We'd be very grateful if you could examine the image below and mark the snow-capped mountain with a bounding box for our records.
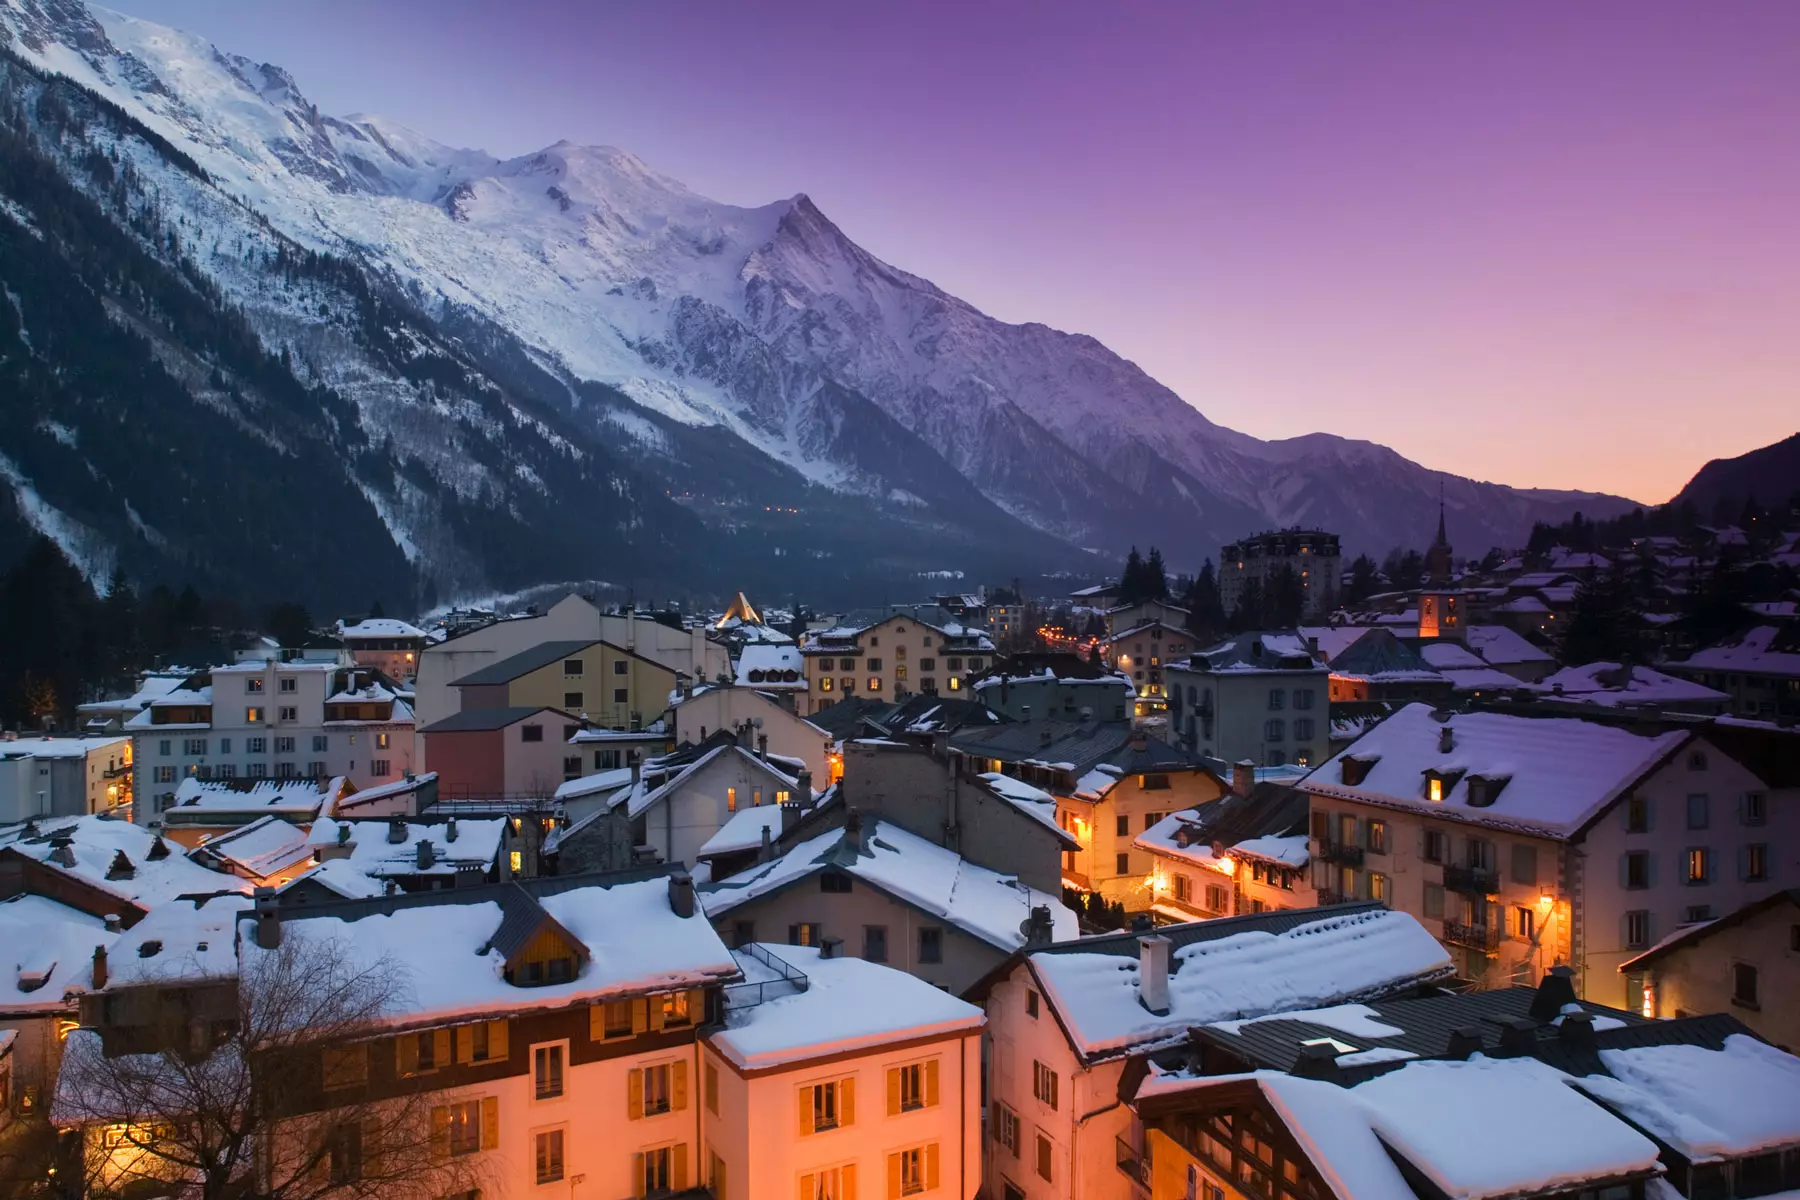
[0,0,1634,607]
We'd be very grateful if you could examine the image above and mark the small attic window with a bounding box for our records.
[1423,769,1465,803]
[1341,755,1378,787]
[1466,775,1510,808]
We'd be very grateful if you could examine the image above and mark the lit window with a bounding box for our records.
[1429,778,1443,803]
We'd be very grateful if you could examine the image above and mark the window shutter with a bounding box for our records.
[480,1096,498,1150]
[841,1076,856,1126]
[454,1026,472,1065]
[628,1067,644,1120]
[925,1142,940,1191]
[799,1173,816,1200]
[887,1152,903,1200]
[361,1117,384,1180]
[397,1035,419,1075]
[672,1060,689,1111]
[887,1067,902,1116]
[433,1029,451,1067]
[649,996,667,1033]
[673,1143,689,1191]
[1646,854,1657,888]
[924,1059,939,1108]
[706,1061,719,1114]
[1512,844,1537,887]
[632,997,650,1034]
[1644,798,1655,831]
[798,1085,815,1136]
[1051,1070,1059,1111]
[843,1161,858,1200]
[633,1152,647,1200]
[688,987,706,1021]
[590,1004,606,1041]
[429,1105,448,1159]
[488,1020,508,1060]
[1618,854,1630,889]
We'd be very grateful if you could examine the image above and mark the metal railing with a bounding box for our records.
[1443,864,1499,895]
[1318,840,1364,867]
[1441,921,1501,952]
[1116,1136,1149,1189]
[724,943,811,1007]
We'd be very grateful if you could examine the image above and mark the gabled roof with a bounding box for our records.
[1618,889,1800,972]
[699,817,1077,953]
[1301,704,1690,838]
[450,639,670,687]
[419,705,577,733]
[188,815,314,879]
[1329,630,1444,682]
[1180,631,1323,674]
[485,883,592,970]
[949,720,1194,777]
[1011,904,1452,1062]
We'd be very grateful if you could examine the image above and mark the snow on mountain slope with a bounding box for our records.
[0,0,1636,572]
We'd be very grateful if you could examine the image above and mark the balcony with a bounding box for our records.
[1441,921,1501,952]
[1116,1136,1149,1190]
[1443,864,1499,895]
[1318,840,1364,867]
[1315,888,1354,905]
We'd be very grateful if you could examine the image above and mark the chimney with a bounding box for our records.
[253,886,281,949]
[1130,731,1147,752]
[1038,727,1053,747]
[1291,1042,1340,1080]
[337,823,351,845]
[447,816,459,843]
[757,733,768,761]
[1559,1011,1597,1047]
[1137,935,1171,1015]
[819,936,843,960]
[1022,705,1031,721]
[1232,760,1255,798]
[1021,905,1054,949]
[387,817,407,844]
[760,823,775,862]
[668,871,696,918]
[48,836,76,868]
[417,838,435,869]
[779,800,801,839]
[1528,965,1580,1023]
[844,807,863,841]
[1495,1016,1538,1056]
[103,914,122,933]
[92,944,108,990]
[1445,1026,1484,1060]
[1438,725,1454,754]
[794,768,812,805]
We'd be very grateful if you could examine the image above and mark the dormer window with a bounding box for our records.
[1340,755,1379,787]
[1422,769,1465,802]
[1466,775,1510,808]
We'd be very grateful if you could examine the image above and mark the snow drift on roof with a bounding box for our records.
[1580,1034,1800,1160]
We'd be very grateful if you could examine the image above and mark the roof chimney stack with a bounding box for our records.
[1445,1026,1484,1060]
[91,944,108,990]
[253,886,281,949]
[1496,1015,1538,1056]
[1291,1042,1340,1080]
[1558,1011,1597,1047]
[1232,759,1255,798]
[1021,905,1054,949]
[794,768,812,805]
[668,871,695,918]
[819,936,843,960]
[1528,965,1579,1023]
[387,817,407,844]
[1438,725,1454,754]
[1137,935,1171,1015]
[416,838,435,869]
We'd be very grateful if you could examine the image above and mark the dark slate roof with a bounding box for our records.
[869,694,1006,735]
[485,883,591,965]
[804,698,893,741]
[974,652,1111,683]
[1328,629,1443,679]
[1175,784,1309,848]
[950,720,1194,775]
[419,705,575,733]
[1036,901,1384,962]
[1180,631,1323,674]
[450,641,609,687]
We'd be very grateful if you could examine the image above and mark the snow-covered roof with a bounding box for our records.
[1074,763,1124,800]
[701,818,1077,952]
[1534,662,1730,708]
[1230,834,1311,867]
[338,617,426,639]
[243,874,738,1027]
[1,815,249,907]
[1461,625,1554,665]
[0,893,110,1011]
[1352,1056,1660,1199]
[103,894,244,990]
[1495,595,1551,614]
[333,772,437,814]
[1028,906,1451,1059]
[1670,626,1800,679]
[124,685,212,728]
[1136,811,1234,872]
[166,776,338,819]
[76,672,192,716]
[612,743,800,820]
[1302,704,1686,837]
[306,816,505,879]
[190,815,314,878]
[277,857,386,900]
[1296,625,1375,663]
[1419,642,1486,670]
[1440,666,1531,693]
[734,644,806,689]
[1551,551,1614,571]
[553,766,636,801]
[710,945,983,1070]
[0,735,130,760]
[696,805,784,859]
[1577,1034,1800,1161]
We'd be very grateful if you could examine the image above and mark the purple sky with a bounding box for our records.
[112,0,1800,503]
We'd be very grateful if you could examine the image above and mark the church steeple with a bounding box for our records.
[1425,483,1453,586]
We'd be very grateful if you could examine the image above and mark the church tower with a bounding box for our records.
[1419,488,1460,639]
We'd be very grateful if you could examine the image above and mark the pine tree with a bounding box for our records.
[1345,555,1379,605]
[1185,559,1227,641]
[1144,547,1170,601]
[1119,546,1147,606]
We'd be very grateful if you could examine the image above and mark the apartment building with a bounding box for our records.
[798,615,994,717]
[1665,624,1800,721]
[1164,633,1330,769]
[0,735,131,823]
[1620,888,1800,1048]
[968,905,1449,1200]
[449,638,679,733]
[128,663,416,823]
[701,941,983,1200]
[337,617,428,683]
[1135,764,1315,922]
[1102,621,1196,715]
[1219,529,1341,621]
[1300,704,1796,1006]
[948,723,1224,906]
